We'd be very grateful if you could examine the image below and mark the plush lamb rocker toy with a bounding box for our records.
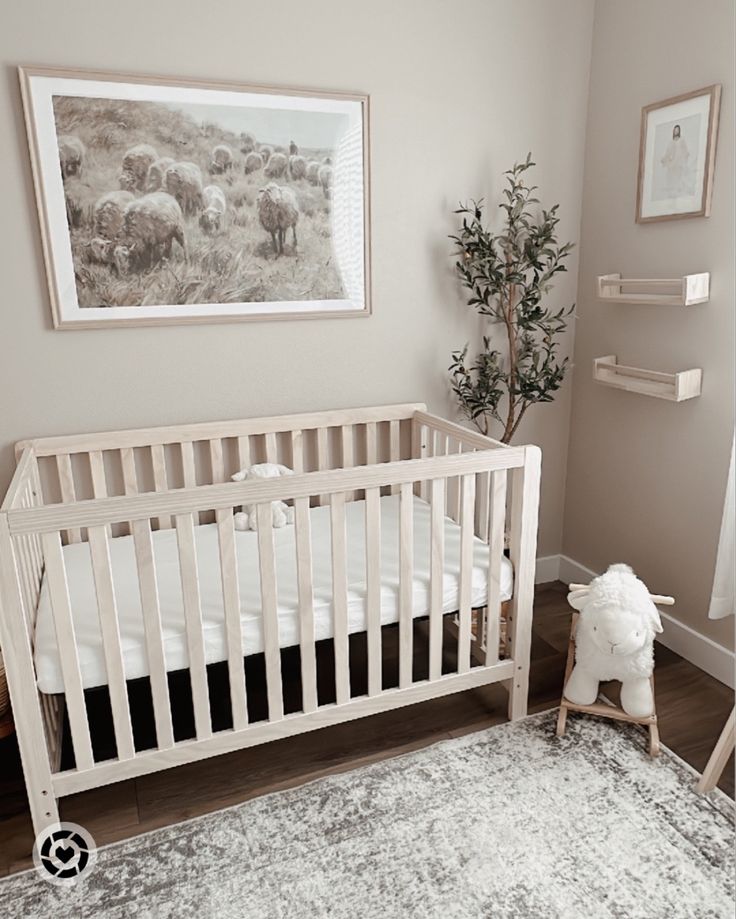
[231,462,295,531]
[564,564,674,718]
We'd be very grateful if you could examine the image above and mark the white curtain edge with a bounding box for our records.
[708,433,735,620]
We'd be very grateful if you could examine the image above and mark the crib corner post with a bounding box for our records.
[506,444,541,722]
[0,514,60,841]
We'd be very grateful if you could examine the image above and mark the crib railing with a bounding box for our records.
[0,405,540,837]
[18,403,419,542]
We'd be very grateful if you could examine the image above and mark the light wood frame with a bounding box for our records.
[19,65,371,328]
[593,355,702,402]
[597,273,710,307]
[0,404,541,839]
[636,84,722,224]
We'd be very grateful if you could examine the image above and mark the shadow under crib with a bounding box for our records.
[56,611,501,769]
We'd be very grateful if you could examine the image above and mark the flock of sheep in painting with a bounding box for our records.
[59,132,333,277]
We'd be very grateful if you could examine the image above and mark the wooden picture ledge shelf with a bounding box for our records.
[594,355,702,402]
[598,272,710,306]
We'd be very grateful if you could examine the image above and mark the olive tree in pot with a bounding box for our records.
[449,155,575,444]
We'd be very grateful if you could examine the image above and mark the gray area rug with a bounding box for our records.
[1,710,733,918]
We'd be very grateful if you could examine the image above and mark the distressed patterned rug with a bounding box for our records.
[1,710,733,918]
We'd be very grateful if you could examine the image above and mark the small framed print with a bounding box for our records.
[19,66,370,328]
[636,84,722,223]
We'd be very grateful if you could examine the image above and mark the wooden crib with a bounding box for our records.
[0,403,541,839]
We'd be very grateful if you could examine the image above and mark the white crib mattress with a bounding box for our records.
[33,494,513,694]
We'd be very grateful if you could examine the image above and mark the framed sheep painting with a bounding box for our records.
[19,66,371,328]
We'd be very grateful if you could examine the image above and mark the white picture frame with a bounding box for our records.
[19,66,371,328]
[636,84,721,224]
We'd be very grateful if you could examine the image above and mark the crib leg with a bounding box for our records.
[26,774,60,841]
[0,517,60,845]
[506,447,541,722]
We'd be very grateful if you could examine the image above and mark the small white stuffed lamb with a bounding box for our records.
[232,462,295,532]
[564,564,671,718]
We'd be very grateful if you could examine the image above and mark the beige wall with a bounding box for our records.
[0,0,593,557]
[563,0,735,646]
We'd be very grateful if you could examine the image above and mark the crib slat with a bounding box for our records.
[15,486,34,619]
[389,419,401,494]
[476,469,490,540]
[330,492,350,705]
[317,427,329,469]
[131,520,175,749]
[294,496,317,713]
[120,447,138,494]
[209,439,225,484]
[389,419,401,463]
[215,509,248,731]
[40,531,94,770]
[150,444,172,530]
[290,430,304,473]
[341,425,356,501]
[120,447,138,537]
[28,526,43,598]
[56,454,81,543]
[449,438,464,523]
[181,441,196,486]
[237,436,251,472]
[317,427,329,505]
[341,425,354,468]
[175,513,212,740]
[87,526,136,760]
[457,474,475,674]
[14,528,35,631]
[412,423,429,499]
[28,464,44,586]
[256,502,284,722]
[365,421,377,465]
[180,442,197,523]
[89,449,109,541]
[89,450,107,499]
[485,470,507,665]
[365,487,382,696]
[429,478,445,681]
[264,431,277,466]
[398,483,414,689]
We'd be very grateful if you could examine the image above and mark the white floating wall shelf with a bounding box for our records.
[597,273,710,306]
[593,355,702,402]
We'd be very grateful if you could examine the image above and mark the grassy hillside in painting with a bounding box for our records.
[54,96,343,307]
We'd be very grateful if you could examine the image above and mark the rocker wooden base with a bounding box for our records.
[555,612,660,758]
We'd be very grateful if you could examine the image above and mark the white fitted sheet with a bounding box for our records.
[34,494,513,694]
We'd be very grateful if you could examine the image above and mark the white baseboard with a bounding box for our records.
[536,554,735,689]
[535,555,561,584]
[557,555,597,587]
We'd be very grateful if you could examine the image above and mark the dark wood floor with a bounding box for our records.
[0,582,732,876]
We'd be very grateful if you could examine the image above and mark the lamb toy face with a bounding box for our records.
[564,564,669,719]
[231,463,295,532]
[578,603,657,658]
